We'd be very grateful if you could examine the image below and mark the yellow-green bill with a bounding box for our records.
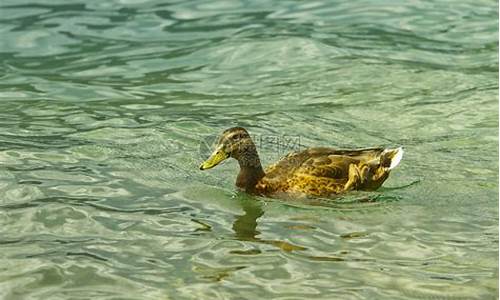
[199,147,228,170]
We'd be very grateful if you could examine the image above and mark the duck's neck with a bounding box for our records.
[235,145,265,193]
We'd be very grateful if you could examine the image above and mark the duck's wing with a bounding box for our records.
[261,147,403,195]
[301,147,403,168]
[264,147,384,176]
[287,148,371,179]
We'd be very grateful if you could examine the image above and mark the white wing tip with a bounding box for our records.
[386,146,404,170]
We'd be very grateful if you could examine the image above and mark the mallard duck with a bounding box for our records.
[199,127,403,197]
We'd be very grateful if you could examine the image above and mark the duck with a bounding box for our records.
[199,127,403,198]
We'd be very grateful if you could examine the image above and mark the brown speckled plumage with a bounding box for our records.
[200,127,403,198]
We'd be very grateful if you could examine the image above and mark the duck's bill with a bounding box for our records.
[199,147,229,170]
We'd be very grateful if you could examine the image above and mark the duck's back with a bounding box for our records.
[256,147,403,197]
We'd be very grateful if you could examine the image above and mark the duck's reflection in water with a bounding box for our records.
[232,197,264,241]
[231,194,307,252]
[230,194,349,262]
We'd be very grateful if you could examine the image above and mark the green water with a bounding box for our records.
[0,0,498,299]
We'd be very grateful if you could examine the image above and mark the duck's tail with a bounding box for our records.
[380,147,404,170]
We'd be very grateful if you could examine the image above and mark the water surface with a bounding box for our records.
[0,0,498,299]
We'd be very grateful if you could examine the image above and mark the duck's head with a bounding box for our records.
[199,127,258,170]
